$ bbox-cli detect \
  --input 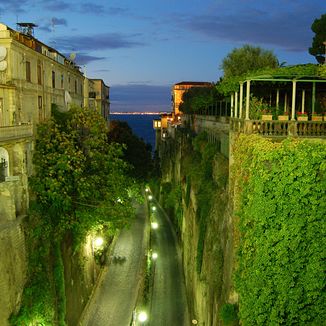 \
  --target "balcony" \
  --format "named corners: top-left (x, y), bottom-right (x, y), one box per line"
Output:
top-left (0, 124), bottom-right (33, 142)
